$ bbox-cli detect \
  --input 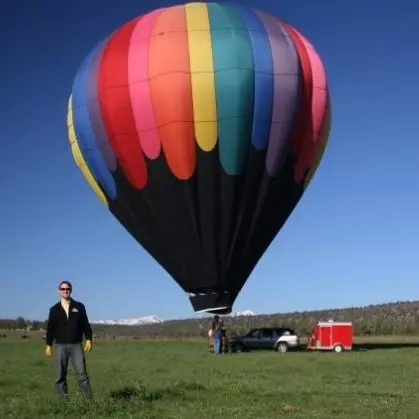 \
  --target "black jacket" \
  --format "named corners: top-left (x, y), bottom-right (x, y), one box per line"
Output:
top-left (45, 299), bottom-right (92, 346)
